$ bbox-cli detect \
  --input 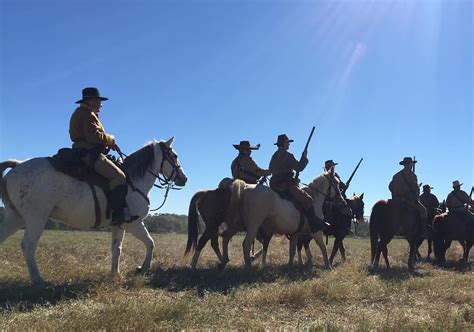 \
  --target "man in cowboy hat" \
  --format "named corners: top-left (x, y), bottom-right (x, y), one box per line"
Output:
top-left (324, 160), bottom-right (347, 193)
top-left (420, 184), bottom-right (440, 231)
top-left (269, 134), bottom-right (328, 232)
top-left (69, 87), bottom-right (132, 226)
top-left (446, 180), bottom-right (474, 225)
top-left (231, 140), bottom-right (271, 184)
top-left (389, 157), bottom-right (428, 236)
